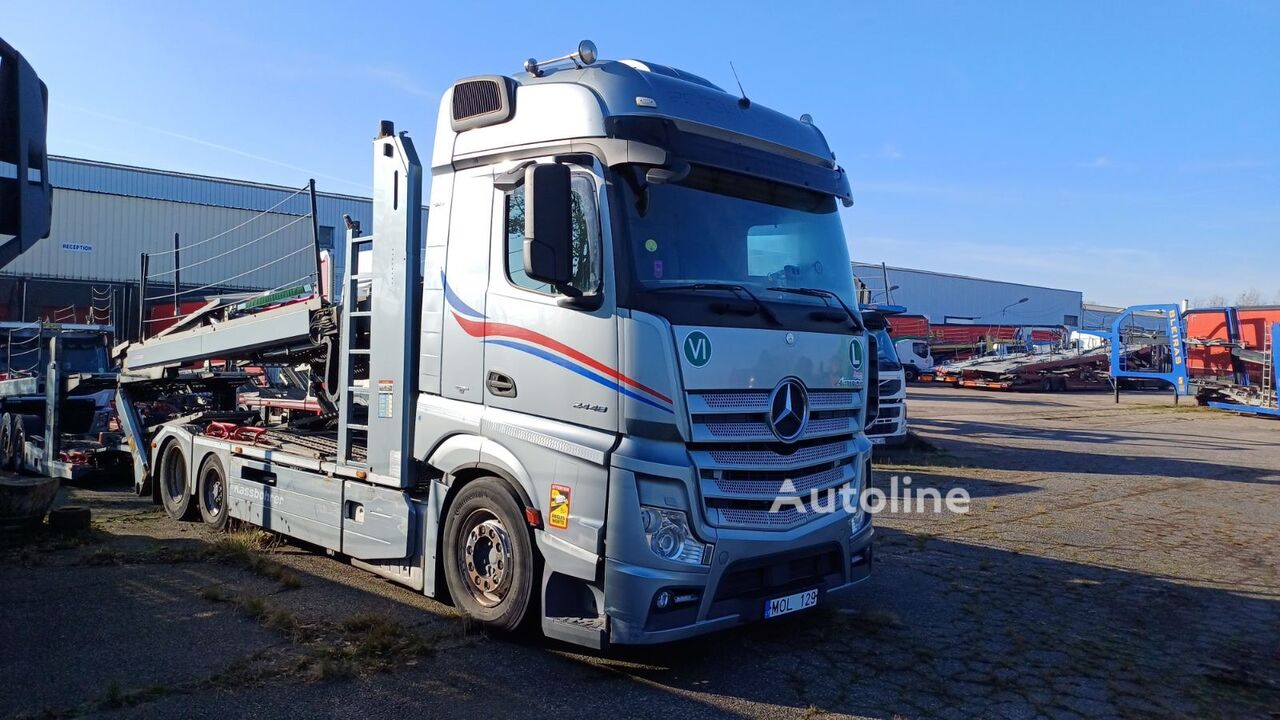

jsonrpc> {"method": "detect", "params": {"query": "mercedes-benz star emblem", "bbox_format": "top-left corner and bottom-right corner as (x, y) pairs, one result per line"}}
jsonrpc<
(768, 377), (810, 443)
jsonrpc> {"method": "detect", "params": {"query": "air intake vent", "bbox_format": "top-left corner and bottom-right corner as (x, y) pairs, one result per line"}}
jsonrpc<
(449, 75), (515, 132)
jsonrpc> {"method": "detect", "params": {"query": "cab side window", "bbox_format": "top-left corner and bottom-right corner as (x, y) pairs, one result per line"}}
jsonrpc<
(504, 173), (600, 295)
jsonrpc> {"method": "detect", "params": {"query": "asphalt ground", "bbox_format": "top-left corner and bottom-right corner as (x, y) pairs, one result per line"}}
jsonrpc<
(2, 384), (1277, 719)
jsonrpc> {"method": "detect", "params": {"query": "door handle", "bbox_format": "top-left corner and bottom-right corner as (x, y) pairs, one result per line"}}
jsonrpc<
(486, 371), (517, 398)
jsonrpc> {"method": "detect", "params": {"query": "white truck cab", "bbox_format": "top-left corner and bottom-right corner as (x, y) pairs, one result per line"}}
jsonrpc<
(895, 337), (933, 382)
(861, 310), (908, 446)
(116, 42), (876, 648)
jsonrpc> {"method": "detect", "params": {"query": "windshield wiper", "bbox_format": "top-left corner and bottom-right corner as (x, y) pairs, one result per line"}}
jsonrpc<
(766, 287), (864, 331)
(651, 283), (781, 326)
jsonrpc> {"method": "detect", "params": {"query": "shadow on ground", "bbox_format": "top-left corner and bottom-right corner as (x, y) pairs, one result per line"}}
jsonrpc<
(3, 502), (1277, 719)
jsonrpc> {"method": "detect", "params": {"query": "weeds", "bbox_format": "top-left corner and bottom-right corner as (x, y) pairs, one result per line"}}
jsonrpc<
(71, 528), (301, 590)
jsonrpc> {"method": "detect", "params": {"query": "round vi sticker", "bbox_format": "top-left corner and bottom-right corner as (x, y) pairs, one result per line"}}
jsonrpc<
(684, 331), (712, 368)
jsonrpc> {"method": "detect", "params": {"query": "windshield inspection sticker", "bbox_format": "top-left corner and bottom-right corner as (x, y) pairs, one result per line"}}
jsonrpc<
(549, 485), (571, 529)
(644, 238), (658, 252)
(684, 331), (712, 367)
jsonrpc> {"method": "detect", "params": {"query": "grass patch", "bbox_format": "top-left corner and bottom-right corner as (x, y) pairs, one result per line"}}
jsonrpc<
(300, 613), (434, 680)
(81, 547), (123, 566)
(73, 528), (301, 591)
(205, 530), (301, 589)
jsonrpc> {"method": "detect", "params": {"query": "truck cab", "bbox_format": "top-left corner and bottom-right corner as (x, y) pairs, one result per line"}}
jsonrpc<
(860, 310), (908, 446)
(119, 43), (876, 648)
(420, 48), (876, 645)
(895, 338), (933, 382)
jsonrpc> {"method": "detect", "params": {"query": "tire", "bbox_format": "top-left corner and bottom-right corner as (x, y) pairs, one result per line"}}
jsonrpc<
(904, 367), (919, 383)
(441, 477), (536, 633)
(0, 413), (15, 472)
(12, 417), (29, 474)
(197, 454), (230, 531)
(49, 505), (92, 534)
(158, 442), (197, 521)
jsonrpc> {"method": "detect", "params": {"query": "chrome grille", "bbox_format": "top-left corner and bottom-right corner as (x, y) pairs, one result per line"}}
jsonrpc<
(701, 439), (851, 468)
(710, 461), (854, 497)
(710, 481), (854, 530)
(687, 387), (863, 531)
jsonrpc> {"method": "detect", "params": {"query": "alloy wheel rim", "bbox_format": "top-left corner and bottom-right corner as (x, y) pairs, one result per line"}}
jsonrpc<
(458, 510), (513, 608)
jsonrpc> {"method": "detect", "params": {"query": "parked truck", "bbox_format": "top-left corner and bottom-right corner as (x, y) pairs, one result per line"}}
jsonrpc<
(1109, 303), (1279, 416)
(112, 43), (878, 647)
(894, 337), (932, 383)
(861, 306), (908, 445)
(0, 322), (129, 480)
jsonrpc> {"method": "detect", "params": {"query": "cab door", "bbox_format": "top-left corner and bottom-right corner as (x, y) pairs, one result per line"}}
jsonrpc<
(478, 161), (619, 433)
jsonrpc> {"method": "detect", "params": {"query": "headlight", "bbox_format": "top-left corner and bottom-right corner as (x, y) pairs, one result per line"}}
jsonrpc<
(640, 506), (710, 565)
(850, 459), (871, 534)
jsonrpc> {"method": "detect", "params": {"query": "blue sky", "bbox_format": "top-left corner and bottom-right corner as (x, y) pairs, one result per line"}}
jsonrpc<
(4, 1), (1277, 306)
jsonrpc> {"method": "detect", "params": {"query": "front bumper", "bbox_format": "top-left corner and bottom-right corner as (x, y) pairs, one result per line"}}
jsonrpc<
(867, 401), (907, 445)
(605, 515), (874, 645)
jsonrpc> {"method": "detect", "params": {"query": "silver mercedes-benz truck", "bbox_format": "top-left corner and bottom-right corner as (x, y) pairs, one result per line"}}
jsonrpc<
(117, 42), (876, 648)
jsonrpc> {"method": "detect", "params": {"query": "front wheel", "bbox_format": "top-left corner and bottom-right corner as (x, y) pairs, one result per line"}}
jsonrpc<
(904, 367), (919, 383)
(441, 477), (536, 632)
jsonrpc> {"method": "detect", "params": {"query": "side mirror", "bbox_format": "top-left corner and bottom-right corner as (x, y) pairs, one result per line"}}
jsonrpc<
(523, 163), (574, 290)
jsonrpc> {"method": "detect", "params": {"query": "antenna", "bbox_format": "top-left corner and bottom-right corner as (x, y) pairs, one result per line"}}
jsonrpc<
(729, 61), (750, 109)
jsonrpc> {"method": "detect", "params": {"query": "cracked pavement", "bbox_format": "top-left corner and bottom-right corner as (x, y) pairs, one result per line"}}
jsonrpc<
(2, 385), (1277, 719)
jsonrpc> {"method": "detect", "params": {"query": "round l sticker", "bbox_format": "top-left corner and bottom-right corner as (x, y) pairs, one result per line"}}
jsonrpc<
(850, 339), (865, 370)
(684, 331), (712, 367)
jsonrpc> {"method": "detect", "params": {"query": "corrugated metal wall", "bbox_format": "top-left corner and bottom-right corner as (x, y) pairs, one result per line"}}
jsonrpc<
(5, 188), (315, 289)
(852, 261), (1084, 327)
(0, 157), (382, 291)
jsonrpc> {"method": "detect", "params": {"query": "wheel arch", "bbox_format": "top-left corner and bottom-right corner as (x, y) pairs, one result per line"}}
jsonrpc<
(424, 432), (542, 603)
(427, 432), (539, 525)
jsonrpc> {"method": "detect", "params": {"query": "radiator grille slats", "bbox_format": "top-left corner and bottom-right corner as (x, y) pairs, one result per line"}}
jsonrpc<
(452, 80), (502, 120)
(685, 387), (863, 531)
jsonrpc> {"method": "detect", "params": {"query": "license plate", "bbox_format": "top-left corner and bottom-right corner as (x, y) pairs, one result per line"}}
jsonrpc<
(764, 588), (818, 619)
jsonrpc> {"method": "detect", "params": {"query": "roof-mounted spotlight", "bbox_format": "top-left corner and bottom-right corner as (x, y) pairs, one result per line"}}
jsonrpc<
(524, 40), (598, 77)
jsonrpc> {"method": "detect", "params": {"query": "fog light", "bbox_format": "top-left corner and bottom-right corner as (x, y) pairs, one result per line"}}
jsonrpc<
(640, 506), (710, 565)
(655, 591), (672, 610)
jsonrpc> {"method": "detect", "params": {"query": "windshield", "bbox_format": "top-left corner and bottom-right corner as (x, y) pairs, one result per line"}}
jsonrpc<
(620, 165), (856, 306)
(0, 338), (108, 375)
(871, 327), (902, 371)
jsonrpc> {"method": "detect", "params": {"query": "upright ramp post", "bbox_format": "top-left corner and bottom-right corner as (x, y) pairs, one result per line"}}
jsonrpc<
(336, 122), (423, 486)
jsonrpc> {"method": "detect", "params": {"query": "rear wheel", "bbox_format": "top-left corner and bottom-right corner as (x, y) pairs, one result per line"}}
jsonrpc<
(11, 417), (29, 474)
(904, 367), (919, 383)
(442, 477), (536, 632)
(197, 454), (230, 530)
(158, 442), (196, 521)
(0, 413), (15, 471)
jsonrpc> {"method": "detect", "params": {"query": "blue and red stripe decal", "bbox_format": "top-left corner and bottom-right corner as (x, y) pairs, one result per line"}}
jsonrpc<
(443, 274), (673, 413)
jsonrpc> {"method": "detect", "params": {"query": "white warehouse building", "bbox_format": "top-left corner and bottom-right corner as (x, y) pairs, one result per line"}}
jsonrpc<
(851, 261), (1085, 328)
(0, 156), (414, 340)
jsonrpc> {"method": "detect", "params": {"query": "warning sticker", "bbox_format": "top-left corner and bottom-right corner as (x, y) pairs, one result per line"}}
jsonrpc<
(377, 380), (394, 419)
(548, 484), (571, 530)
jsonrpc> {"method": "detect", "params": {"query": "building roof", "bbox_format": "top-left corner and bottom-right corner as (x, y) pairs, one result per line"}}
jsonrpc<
(851, 261), (1080, 295)
(49, 155), (370, 216)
